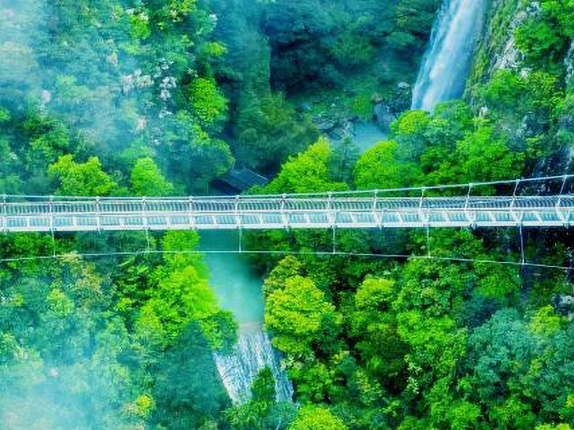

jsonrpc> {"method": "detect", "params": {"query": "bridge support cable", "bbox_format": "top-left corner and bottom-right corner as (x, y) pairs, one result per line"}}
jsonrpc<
(235, 195), (244, 252)
(327, 192), (334, 228)
(188, 197), (195, 230)
(327, 192), (338, 255)
(49, 196), (56, 257)
(96, 197), (102, 232)
(426, 224), (432, 259)
(372, 190), (383, 228)
(418, 187), (426, 226)
(509, 179), (521, 223)
(141, 197), (152, 252)
(464, 183), (476, 228)
(1, 194), (6, 233)
(3, 248), (574, 273)
(332, 225), (337, 255)
(519, 224), (526, 265)
(237, 228), (243, 253)
(562, 248), (574, 287)
(556, 175), (569, 224)
(280, 194), (289, 230)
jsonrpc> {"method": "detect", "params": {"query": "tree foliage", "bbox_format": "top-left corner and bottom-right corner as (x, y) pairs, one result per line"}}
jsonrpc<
(265, 275), (340, 357)
(49, 155), (117, 196)
(130, 157), (174, 196)
(289, 406), (348, 430)
(1, 0), (574, 429)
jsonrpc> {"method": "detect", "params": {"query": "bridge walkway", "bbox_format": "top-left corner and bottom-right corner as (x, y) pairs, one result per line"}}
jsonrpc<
(0, 195), (572, 232)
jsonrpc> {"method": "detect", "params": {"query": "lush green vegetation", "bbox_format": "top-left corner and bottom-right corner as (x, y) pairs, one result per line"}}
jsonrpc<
(2, 0), (574, 429)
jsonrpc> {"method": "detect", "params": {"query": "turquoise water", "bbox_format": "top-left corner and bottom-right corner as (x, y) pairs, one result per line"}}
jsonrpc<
(200, 123), (386, 324)
(200, 122), (386, 324)
(200, 231), (265, 324)
(353, 122), (388, 153)
(201, 231), (293, 404)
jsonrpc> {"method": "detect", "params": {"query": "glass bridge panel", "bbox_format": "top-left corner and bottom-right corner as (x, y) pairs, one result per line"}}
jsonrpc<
(8, 219), (27, 228)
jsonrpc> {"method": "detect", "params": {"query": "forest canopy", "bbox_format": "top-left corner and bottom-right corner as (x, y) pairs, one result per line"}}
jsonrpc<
(1, 0), (574, 429)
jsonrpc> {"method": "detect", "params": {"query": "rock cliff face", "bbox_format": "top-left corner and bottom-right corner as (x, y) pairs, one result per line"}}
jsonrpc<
(464, 1), (574, 172)
(566, 40), (574, 89)
(465, 0), (525, 101)
(467, 1), (571, 99)
(560, 40), (574, 169)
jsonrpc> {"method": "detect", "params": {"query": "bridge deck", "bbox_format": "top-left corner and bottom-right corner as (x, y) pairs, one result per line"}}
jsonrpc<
(0, 195), (572, 232)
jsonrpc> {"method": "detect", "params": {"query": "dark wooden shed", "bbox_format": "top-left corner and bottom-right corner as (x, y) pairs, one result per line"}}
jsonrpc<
(213, 168), (269, 194)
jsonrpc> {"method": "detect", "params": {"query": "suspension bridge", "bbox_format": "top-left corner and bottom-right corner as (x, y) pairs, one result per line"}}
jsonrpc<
(1, 176), (574, 233)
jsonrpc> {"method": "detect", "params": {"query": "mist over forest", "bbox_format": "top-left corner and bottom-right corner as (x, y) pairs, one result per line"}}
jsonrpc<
(1, 0), (574, 429)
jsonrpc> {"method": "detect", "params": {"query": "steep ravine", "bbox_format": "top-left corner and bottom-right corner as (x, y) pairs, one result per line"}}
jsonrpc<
(201, 231), (294, 404)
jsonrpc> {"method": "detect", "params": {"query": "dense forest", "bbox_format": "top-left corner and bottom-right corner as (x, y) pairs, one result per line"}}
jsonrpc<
(1, 0), (574, 429)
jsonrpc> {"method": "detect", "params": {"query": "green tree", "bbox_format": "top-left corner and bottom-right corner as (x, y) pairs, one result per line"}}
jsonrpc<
(49, 155), (117, 196)
(167, 111), (235, 193)
(153, 323), (231, 429)
(265, 275), (340, 357)
(264, 138), (347, 194)
(422, 126), (524, 186)
(350, 278), (406, 381)
(463, 310), (537, 426)
(130, 157), (174, 196)
(353, 140), (419, 190)
(289, 406), (347, 430)
(236, 92), (320, 173)
(263, 256), (304, 297)
(227, 367), (296, 430)
(392, 0), (441, 52)
(146, 265), (235, 348)
(516, 0), (574, 66)
(188, 77), (228, 128)
(537, 425), (572, 430)
(161, 230), (203, 270)
(516, 19), (567, 65)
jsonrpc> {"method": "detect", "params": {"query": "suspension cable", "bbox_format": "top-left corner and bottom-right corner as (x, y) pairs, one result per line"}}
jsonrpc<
(0, 249), (572, 272)
(2, 174), (573, 201)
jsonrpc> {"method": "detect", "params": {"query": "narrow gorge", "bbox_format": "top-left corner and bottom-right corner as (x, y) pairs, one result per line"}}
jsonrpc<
(1, 0), (574, 429)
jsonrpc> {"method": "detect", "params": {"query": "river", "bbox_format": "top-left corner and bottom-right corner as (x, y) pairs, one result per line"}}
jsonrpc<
(201, 231), (294, 404)
(353, 121), (388, 153)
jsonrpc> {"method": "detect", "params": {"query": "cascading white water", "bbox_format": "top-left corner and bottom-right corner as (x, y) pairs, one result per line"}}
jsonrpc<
(411, 0), (487, 111)
(201, 231), (293, 405)
(214, 323), (294, 404)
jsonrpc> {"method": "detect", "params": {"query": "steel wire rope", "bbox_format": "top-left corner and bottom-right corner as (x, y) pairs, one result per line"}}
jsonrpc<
(3, 174), (574, 201)
(0, 249), (573, 272)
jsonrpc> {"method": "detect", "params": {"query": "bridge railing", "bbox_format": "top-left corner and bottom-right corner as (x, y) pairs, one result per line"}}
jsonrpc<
(1, 195), (574, 215)
(0, 196), (571, 232)
(0, 174), (573, 231)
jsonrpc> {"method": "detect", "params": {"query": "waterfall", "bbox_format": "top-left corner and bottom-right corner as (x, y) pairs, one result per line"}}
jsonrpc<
(214, 323), (294, 405)
(411, 0), (487, 111)
(202, 229), (294, 405)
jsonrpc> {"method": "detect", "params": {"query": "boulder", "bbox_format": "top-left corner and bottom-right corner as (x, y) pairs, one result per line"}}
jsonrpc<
(324, 120), (354, 142)
(298, 102), (312, 112)
(371, 92), (383, 104)
(314, 117), (336, 132)
(373, 103), (395, 132)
